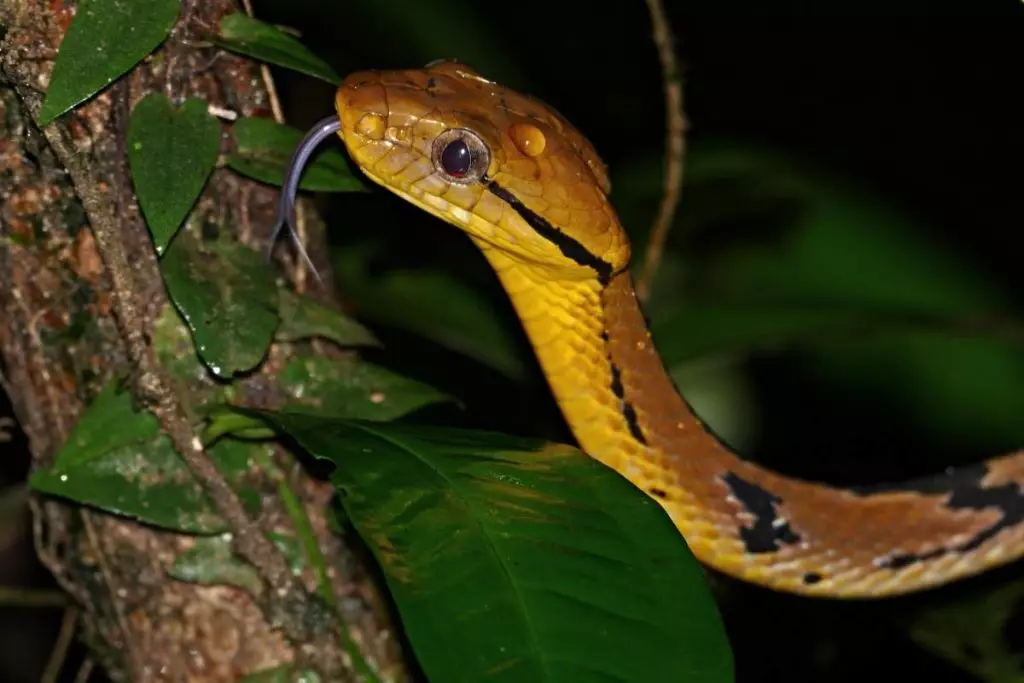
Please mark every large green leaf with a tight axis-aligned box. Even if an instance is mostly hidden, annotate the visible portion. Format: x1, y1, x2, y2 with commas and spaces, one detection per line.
213, 13, 341, 84
251, 411, 734, 683
39, 0, 180, 124
30, 382, 260, 533
160, 229, 279, 379
279, 355, 453, 421
128, 95, 220, 254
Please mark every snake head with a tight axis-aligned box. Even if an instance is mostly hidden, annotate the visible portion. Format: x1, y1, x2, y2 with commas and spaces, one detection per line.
334, 60, 631, 282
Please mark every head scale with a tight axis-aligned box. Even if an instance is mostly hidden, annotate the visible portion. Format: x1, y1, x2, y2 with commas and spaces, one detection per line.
334, 61, 630, 281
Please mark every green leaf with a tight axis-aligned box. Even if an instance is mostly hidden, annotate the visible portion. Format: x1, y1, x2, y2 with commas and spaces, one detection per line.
30, 384, 260, 533
169, 536, 263, 595
127, 95, 220, 254
213, 14, 341, 85
228, 117, 367, 193
253, 411, 734, 683
910, 580, 1024, 682
279, 355, 453, 421
635, 143, 1024, 451
38, 0, 180, 124
334, 245, 527, 381
203, 408, 276, 443
276, 287, 379, 348
161, 229, 279, 379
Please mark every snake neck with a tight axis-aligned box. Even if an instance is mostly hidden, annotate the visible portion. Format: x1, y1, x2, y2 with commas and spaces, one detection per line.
477, 244, 738, 487
477, 242, 1024, 597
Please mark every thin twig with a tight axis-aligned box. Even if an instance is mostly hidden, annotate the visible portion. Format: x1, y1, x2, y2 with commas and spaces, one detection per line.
0, 585, 68, 608
72, 658, 95, 683
636, 0, 687, 303
40, 607, 78, 683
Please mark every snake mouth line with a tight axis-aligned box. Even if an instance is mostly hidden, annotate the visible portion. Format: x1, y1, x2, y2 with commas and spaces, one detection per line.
483, 178, 615, 285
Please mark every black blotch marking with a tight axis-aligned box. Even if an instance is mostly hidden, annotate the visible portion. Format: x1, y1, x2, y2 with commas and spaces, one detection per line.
802, 572, 823, 585
609, 362, 648, 445
855, 463, 1024, 570
722, 471, 802, 553
485, 179, 613, 284
649, 487, 668, 499
599, 330, 610, 343
622, 402, 648, 445
610, 363, 625, 398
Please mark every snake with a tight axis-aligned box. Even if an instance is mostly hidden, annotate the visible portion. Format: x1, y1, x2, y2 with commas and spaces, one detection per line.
270, 60, 1024, 598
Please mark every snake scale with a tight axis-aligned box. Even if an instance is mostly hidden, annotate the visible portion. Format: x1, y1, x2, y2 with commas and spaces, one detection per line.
272, 60, 1024, 598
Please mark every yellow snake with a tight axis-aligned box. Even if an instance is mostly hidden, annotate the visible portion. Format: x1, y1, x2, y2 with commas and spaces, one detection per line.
303, 60, 1024, 598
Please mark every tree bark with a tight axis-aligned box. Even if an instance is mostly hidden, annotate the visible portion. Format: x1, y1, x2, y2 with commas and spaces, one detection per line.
0, 1, 398, 680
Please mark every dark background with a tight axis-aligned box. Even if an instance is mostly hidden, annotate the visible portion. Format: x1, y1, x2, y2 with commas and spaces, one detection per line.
3, 0, 1023, 680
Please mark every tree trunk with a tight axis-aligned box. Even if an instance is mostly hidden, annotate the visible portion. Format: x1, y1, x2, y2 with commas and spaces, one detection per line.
0, 1, 397, 680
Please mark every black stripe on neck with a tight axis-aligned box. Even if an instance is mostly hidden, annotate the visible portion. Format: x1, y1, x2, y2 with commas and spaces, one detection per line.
485, 179, 613, 285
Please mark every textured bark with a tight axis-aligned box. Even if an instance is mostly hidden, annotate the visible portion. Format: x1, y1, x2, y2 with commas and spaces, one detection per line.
0, 1, 400, 680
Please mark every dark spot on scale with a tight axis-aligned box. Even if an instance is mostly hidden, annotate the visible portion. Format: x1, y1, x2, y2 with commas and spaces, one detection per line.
802, 572, 823, 585
649, 488, 668, 499
622, 402, 648, 445
722, 471, 802, 553
426, 77, 436, 89
599, 330, 610, 343
610, 363, 625, 399
608, 362, 647, 444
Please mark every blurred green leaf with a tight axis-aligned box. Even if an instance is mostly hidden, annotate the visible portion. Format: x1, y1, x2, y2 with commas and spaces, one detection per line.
30, 384, 260, 533
276, 287, 379, 347
279, 354, 453, 421
248, 411, 734, 683
635, 143, 1024, 450
910, 580, 1024, 682
38, 0, 179, 123
334, 244, 527, 381
214, 13, 341, 84
128, 95, 220, 254
228, 117, 367, 193
161, 229, 279, 379
655, 144, 1014, 315
170, 536, 263, 595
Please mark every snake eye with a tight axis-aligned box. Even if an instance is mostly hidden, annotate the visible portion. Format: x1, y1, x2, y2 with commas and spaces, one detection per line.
440, 140, 471, 177
431, 128, 490, 184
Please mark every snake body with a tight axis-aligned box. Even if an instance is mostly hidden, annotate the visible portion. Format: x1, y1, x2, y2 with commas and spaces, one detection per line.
308, 61, 1024, 597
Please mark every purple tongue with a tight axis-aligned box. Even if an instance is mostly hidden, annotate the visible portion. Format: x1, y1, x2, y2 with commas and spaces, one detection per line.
265, 115, 343, 283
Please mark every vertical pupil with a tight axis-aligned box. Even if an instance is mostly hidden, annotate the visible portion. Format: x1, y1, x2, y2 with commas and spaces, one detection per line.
441, 139, 472, 177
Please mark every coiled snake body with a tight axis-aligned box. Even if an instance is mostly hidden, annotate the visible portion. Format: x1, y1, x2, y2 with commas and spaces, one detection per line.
284, 61, 1024, 598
